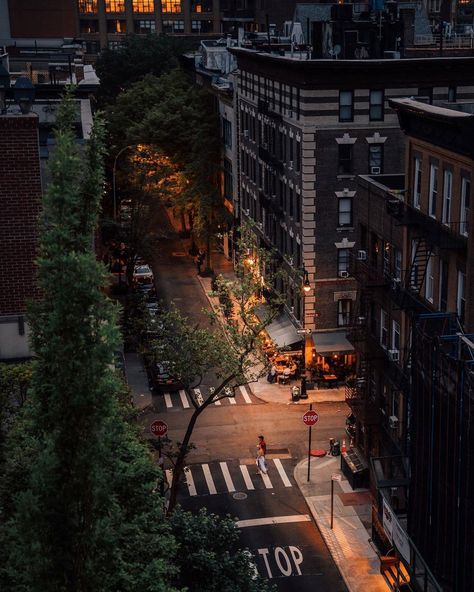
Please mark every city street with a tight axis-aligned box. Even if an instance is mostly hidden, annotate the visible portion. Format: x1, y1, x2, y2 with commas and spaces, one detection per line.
140, 215, 348, 590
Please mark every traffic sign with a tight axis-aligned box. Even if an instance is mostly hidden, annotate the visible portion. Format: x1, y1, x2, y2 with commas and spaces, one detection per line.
303, 409, 319, 426
150, 419, 168, 437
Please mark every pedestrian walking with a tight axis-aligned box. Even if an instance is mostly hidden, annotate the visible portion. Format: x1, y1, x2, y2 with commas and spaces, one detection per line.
258, 435, 267, 456
267, 364, 277, 383
256, 445, 268, 475
195, 250, 205, 275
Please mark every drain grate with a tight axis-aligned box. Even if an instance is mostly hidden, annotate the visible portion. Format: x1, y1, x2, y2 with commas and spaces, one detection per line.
233, 492, 248, 500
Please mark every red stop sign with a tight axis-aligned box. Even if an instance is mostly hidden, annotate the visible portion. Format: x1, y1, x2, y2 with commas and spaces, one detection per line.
150, 419, 168, 437
303, 410, 319, 426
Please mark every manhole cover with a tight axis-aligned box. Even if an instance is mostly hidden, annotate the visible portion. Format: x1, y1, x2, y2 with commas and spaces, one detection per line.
233, 492, 248, 500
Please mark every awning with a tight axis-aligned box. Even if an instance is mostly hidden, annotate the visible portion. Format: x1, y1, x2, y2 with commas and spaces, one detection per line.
312, 331, 354, 355
254, 305, 302, 349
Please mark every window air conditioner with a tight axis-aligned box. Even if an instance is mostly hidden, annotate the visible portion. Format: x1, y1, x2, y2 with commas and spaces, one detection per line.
371, 166, 381, 175
357, 250, 367, 261
243, 129, 249, 138
389, 415, 399, 429
388, 349, 400, 362
339, 270, 349, 278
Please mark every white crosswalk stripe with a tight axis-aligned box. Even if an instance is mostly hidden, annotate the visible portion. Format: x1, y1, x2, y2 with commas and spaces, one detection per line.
164, 393, 173, 408
193, 388, 204, 406
238, 385, 252, 404
210, 387, 221, 406
179, 390, 190, 408
171, 459, 293, 498
225, 386, 237, 405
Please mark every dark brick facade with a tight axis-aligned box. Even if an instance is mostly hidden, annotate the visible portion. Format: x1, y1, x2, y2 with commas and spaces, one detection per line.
0, 115, 42, 316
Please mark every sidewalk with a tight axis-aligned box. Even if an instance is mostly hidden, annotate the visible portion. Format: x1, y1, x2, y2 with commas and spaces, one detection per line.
124, 352, 152, 411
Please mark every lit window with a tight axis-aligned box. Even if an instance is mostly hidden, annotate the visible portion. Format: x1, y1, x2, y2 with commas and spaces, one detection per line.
429, 163, 438, 217
135, 19, 156, 32
338, 197, 352, 227
133, 0, 154, 11
369, 90, 384, 121
460, 177, 470, 236
339, 90, 353, 122
413, 156, 422, 208
192, 3, 202, 12
107, 19, 126, 32
442, 169, 452, 225
105, 0, 125, 12
78, 0, 98, 13
337, 299, 352, 327
162, 0, 181, 13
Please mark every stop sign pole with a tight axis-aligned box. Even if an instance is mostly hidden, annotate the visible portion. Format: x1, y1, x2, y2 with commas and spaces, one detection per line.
150, 420, 168, 496
303, 404, 320, 482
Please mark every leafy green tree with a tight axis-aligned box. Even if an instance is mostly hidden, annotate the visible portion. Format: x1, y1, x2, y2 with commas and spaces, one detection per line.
170, 508, 275, 592
95, 34, 187, 105
0, 92, 178, 592
147, 225, 287, 513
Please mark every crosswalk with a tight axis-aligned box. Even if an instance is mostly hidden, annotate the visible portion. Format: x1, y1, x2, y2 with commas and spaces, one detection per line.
165, 458, 294, 498
158, 385, 256, 411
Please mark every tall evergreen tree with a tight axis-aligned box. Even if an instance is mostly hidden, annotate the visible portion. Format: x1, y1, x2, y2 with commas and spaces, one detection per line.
0, 92, 178, 592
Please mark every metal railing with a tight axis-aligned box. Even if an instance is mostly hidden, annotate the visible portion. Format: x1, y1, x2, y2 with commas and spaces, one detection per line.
414, 33, 474, 47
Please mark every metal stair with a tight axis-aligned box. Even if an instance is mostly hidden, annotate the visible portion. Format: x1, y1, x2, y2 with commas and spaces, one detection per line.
406, 238, 433, 295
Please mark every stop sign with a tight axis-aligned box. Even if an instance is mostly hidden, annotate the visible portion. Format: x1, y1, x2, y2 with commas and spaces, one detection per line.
303, 410, 319, 426
150, 419, 168, 437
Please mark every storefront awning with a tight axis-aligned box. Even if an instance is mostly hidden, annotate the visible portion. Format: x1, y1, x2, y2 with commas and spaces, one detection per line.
254, 305, 302, 349
312, 331, 354, 355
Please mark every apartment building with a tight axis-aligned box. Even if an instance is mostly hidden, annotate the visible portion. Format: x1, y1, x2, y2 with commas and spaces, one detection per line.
230, 45, 474, 377
347, 99, 474, 590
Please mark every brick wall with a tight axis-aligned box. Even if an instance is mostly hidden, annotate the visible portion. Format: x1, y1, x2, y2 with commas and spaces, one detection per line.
0, 115, 42, 315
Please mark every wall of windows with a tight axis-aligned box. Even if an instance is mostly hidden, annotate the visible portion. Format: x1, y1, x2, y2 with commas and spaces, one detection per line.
105, 0, 125, 12
133, 0, 154, 11
78, 0, 98, 13
162, 0, 182, 13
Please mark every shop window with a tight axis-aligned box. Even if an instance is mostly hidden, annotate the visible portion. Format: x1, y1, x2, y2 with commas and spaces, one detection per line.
337, 299, 352, 327
339, 90, 353, 122
162, 0, 181, 12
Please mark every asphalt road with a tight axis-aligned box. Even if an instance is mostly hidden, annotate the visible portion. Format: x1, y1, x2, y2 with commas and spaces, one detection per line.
147, 219, 348, 591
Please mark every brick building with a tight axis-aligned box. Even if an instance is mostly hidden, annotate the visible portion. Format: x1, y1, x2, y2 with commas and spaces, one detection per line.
0, 114, 42, 359
230, 46, 474, 379
346, 99, 474, 590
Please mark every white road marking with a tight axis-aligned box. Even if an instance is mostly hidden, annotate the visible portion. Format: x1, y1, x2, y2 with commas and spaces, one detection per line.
193, 388, 204, 406
239, 464, 255, 490
236, 515, 311, 528
239, 385, 252, 404
184, 466, 197, 496
273, 458, 292, 487
219, 461, 236, 492
165, 469, 173, 489
229, 397, 237, 405
261, 471, 273, 489
225, 386, 236, 405
164, 393, 172, 408
209, 387, 221, 405
179, 390, 190, 408
202, 464, 217, 495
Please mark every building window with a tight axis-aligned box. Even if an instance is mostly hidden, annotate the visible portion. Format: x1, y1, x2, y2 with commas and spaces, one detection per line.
338, 144, 353, 175
380, 309, 389, 348
369, 90, 384, 121
428, 163, 438, 218
337, 248, 350, 275
413, 156, 422, 208
133, 0, 154, 10
338, 197, 353, 227
457, 270, 466, 324
295, 139, 301, 172
369, 144, 383, 174
394, 247, 402, 281
337, 299, 352, 327
429, 0, 441, 12
439, 259, 448, 312
425, 255, 434, 303
391, 320, 400, 352
339, 90, 353, 122
191, 20, 202, 31
223, 158, 233, 200
442, 169, 452, 225
80, 19, 99, 33
135, 19, 156, 32
78, 0, 98, 12
105, 0, 125, 11
448, 86, 457, 102
107, 19, 126, 32
460, 177, 470, 236
192, 0, 212, 12
108, 40, 124, 49
223, 118, 232, 149
162, 0, 181, 12
162, 19, 184, 31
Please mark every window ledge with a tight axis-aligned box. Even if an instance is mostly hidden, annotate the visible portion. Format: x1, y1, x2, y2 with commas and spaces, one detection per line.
336, 226, 355, 232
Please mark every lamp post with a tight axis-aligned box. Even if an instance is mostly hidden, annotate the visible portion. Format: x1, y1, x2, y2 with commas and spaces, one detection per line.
301, 270, 311, 398
112, 144, 135, 220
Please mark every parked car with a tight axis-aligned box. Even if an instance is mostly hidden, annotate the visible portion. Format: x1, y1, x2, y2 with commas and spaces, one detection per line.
150, 361, 184, 393
133, 264, 153, 283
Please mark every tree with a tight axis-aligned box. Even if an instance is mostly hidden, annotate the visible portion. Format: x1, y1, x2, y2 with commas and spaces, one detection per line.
0, 92, 178, 592
95, 34, 187, 106
146, 224, 287, 513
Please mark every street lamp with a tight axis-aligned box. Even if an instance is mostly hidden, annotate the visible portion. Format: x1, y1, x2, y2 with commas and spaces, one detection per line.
300, 269, 311, 399
112, 144, 135, 220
